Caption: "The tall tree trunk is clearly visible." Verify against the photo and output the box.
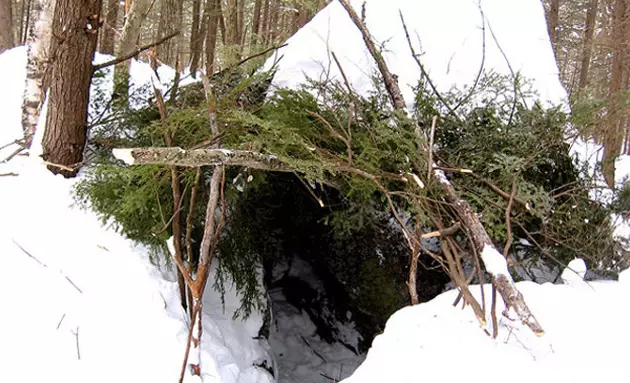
[579,0,598,93]
[41,0,102,177]
[113,0,152,102]
[0,0,14,54]
[204,0,219,73]
[190,0,201,60]
[21,0,53,148]
[603,0,629,187]
[261,0,270,45]
[547,0,560,51]
[101,0,119,55]
[250,0,262,46]
[190,0,211,77]
[156,0,183,66]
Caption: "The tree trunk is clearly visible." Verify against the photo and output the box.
[21,0,53,148]
[113,0,152,102]
[603,0,629,187]
[190,0,201,61]
[41,0,102,177]
[101,0,119,55]
[156,0,183,66]
[204,0,220,73]
[0,0,14,54]
[250,0,262,46]
[261,0,270,45]
[578,0,598,93]
[547,0,560,50]
[190,0,211,77]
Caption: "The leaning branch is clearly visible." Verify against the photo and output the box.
[93,32,179,72]
[337,0,544,335]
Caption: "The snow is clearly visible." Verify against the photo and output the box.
[341,279,630,383]
[112,148,135,165]
[267,0,566,109]
[561,258,587,284]
[480,244,510,276]
[0,46,273,383]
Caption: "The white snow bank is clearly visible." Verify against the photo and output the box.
[0,47,272,383]
[267,0,566,108]
[342,280,630,383]
[561,258,587,284]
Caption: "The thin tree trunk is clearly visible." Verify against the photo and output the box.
[113,0,152,102]
[603,0,629,187]
[21,0,53,148]
[261,0,270,45]
[0,0,14,54]
[156,0,183,67]
[205,0,220,73]
[41,0,102,177]
[579,0,598,93]
[190,0,201,60]
[250,0,262,46]
[190,0,211,77]
[548,0,560,50]
[101,0,119,55]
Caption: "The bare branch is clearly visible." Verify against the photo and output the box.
[93,32,179,72]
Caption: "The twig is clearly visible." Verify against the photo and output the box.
[399,12,457,116]
[503,182,517,257]
[427,116,437,182]
[420,222,461,239]
[71,327,81,360]
[93,32,180,72]
[0,172,19,177]
[230,43,288,69]
[301,335,327,363]
[56,314,66,330]
[491,285,498,338]
[1,146,26,162]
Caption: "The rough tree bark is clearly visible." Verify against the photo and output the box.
[0,0,14,54]
[578,0,598,93]
[21,0,53,148]
[113,0,152,102]
[156,0,183,67]
[205,0,220,73]
[547,0,560,51]
[41,0,102,177]
[101,0,119,55]
[250,0,262,45]
[603,0,629,187]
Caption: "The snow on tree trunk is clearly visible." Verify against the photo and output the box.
[41,0,102,177]
[21,0,53,149]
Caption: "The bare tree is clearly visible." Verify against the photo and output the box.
[0,0,14,54]
[156,0,183,66]
[41,0,102,177]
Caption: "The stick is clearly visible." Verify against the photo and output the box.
[427,116,437,182]
[93,32,179,72]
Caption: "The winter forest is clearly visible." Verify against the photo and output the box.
[0,0,629,382]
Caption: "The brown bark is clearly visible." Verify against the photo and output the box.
[0,0,14,54]
[205,0,220,73]
[42,0,102,177]
[261,0,270,45]
[250,0,262,45]
[101,0,119,55]
[578,0,598,92]
[190,0,201,56]
[603,0,629,187]
[190,0,210,76]
[548,0,560,49]
[156,0,183,67]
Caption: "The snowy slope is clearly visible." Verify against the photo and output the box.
[267,0,566,108]
[342,276,630,383]
[0,46,273,383]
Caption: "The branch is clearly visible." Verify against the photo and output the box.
[93,32,179,72]
[113,147,290,171]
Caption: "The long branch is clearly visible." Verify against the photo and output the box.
[93,32,179,72]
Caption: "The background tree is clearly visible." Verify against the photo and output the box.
[0,0,14,54]
[100,0,119,55]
